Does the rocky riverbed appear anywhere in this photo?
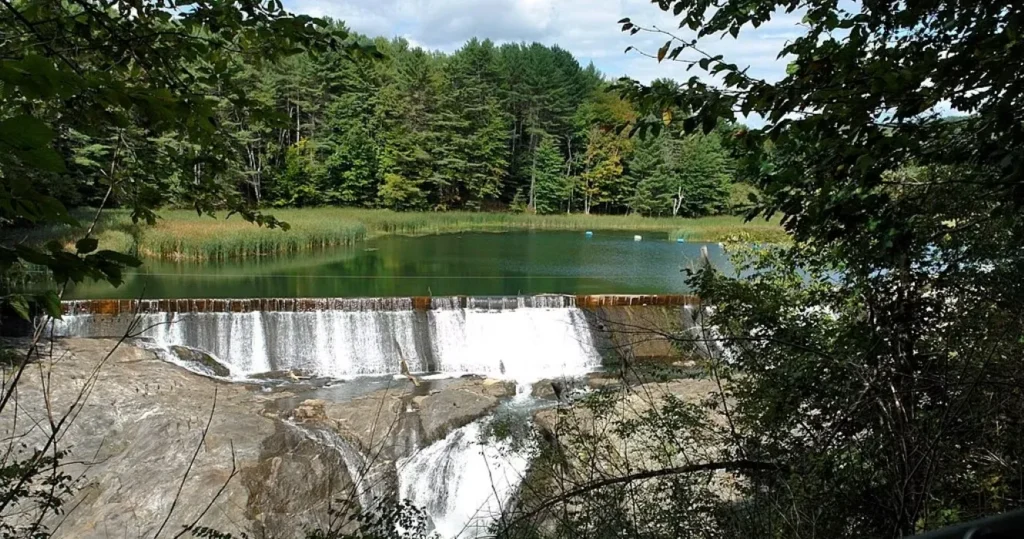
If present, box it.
[0,337,721,539]
[0,338,517,538]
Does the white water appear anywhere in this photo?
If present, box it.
[50,299,601,386]
[429,307,598,383]
[398,420,531,539]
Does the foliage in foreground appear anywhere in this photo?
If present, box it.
[595,0,1024,536]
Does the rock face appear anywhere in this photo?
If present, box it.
[312,377,515,457]
[0,338,513,538]
[2,338,275,537]
[288,377,516,498]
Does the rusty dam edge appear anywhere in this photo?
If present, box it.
[60,295,701,315]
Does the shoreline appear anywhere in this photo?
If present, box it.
[104,208,788,261]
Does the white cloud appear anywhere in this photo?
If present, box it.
[285,0,805,85]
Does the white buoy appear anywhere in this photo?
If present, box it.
[585,231,593,237]
[633,235,642,242]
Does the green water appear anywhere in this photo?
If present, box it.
[66,230,732,299]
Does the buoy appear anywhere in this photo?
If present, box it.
[634,235,642,242]
[585,231,593,237]
[676,238,685,243]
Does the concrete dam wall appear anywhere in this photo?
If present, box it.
[49,295,701,380]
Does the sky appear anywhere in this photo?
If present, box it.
[283,0,808,88]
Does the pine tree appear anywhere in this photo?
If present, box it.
[627,135,672,216]
[670,133,732,216]
[532,134,570,214]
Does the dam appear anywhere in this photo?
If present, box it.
[49,294,702,382]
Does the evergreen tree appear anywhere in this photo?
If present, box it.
[627,135,672,216]
[532,134,570,214]
[670,133,732,216]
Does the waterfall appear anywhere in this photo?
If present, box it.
[49,296,602,384]
[397,420,530,539]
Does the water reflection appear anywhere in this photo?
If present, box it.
[67,230,733,299]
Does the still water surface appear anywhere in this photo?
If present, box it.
[67,230,731,299]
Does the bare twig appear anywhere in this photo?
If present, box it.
[154,387,219,538]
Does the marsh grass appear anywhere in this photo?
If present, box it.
[11,208,786,261]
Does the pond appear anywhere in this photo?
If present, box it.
[66,230,732,299]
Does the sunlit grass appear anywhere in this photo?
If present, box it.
[12,208,786,261]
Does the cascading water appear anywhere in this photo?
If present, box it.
[428,303,599,383]
[397,419,531,539]
[49,296,602,385]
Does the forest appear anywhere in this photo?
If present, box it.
[51,25,747,217]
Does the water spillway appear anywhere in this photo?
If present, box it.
[48,295,700,383]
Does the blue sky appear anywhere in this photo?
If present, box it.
[284,0,806,89]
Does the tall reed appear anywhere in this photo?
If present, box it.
[29,208,785,261]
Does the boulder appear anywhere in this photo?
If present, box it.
[293,399,328,422]
[416,380,513,443]
[168,344,231,377]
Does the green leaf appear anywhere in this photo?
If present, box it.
[9,295,30,321]
[76,237,99,254]
[36,290,62,319]
[0,115,54,150]
[14,245,52,267]
[702,114,717,134]
[0,115,65,172]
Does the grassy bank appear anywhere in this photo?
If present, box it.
[28,208,787,261]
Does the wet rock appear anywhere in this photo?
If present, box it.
[320,377,515,458]
[531,375,616,401]
[168,344,230,377]
[531,378,580,400]
[248,369,313,381]
[417,381,511,443]
[586,372,624,391]
[533,378,720,435]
